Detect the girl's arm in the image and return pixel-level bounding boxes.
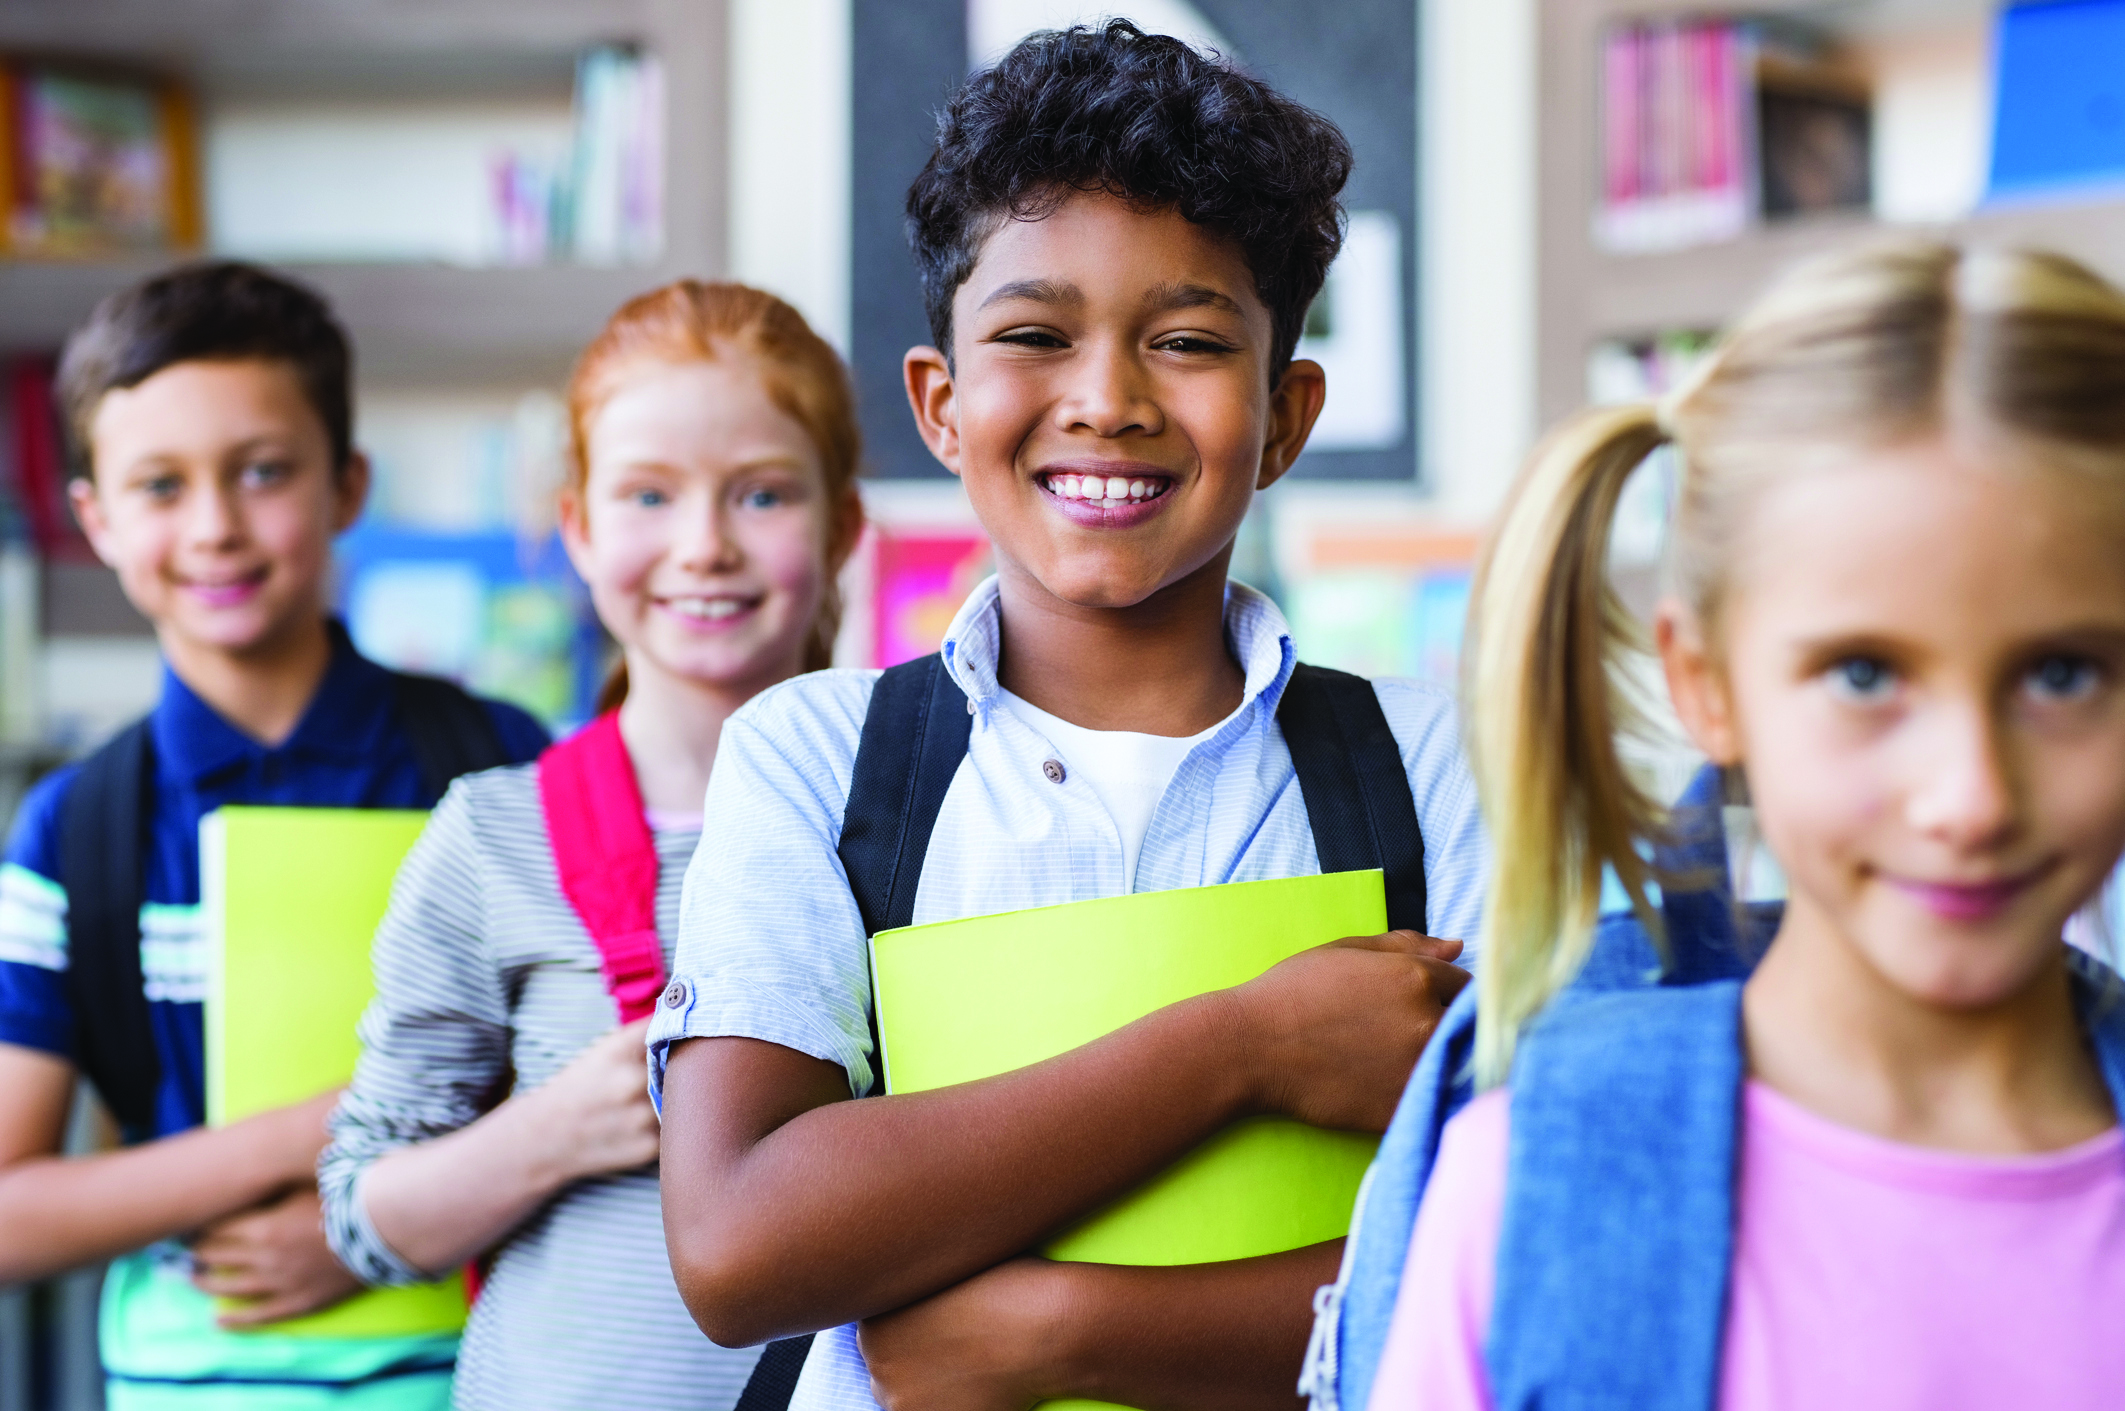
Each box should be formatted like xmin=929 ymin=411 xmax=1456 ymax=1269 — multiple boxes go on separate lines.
xmin=659 ymin=931 xmax=1468 ymax=1348
xmin=354 ymin=1018 xmax=659 ymax=1276
xmin=0 ymin=1041 xmax=330 ymax=1285
xmin=318 ymin=780 xmax=520 ymax=1286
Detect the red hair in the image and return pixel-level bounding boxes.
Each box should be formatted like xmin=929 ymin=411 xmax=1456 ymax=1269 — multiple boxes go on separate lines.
xmin=566 ymin=281 xmax=864 ymax=709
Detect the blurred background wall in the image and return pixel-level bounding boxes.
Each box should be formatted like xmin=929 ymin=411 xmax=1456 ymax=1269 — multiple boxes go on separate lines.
xmin=15 ymin=0 xmax=2125 ymax=1403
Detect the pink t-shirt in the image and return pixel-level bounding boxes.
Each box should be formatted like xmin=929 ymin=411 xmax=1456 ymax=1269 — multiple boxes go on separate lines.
xmin=1369 ymin=1082 xmax=2125 ymax=1411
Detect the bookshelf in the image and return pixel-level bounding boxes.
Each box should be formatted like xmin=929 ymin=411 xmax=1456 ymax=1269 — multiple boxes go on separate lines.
xmin=1537 ymin=0 xmax=2125 ymax=428
xmin=0 ymin=0 xmax=729 ymax=386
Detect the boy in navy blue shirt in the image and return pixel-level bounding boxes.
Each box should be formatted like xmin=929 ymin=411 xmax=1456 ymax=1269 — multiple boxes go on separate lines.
xmin=0 ymin=263 xmax=546 ymax=1407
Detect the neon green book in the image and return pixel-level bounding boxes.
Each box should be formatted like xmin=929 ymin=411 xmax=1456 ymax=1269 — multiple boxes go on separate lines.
xmin=870 ymin=870 xmax=1388 ymax=1411
xmin=201 ymin=806 xmax=469 ymax=1338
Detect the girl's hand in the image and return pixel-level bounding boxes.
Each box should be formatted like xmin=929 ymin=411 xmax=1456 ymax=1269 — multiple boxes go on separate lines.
xmin=523 ymin=1017 xmax=662 ymax=1184
xmin=858 ymin=1257 xmax=1066 ymax=1411
xmin=1225 ymin=931 xmax=1470 ymax=1133
xmin=191 ymin=1185 xmax=364 ymax=1327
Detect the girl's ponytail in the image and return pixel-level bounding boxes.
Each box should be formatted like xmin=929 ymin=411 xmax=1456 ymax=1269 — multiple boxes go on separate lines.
xmin=1467 ymin=402 xmax=1670 ymax=1086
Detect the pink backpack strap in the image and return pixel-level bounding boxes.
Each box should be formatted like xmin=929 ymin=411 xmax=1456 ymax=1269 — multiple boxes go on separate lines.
xmin=538 ymin=711 xmax=667 ymax=1022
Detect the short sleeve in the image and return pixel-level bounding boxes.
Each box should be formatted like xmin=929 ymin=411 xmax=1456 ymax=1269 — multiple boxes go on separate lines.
xmin=321 ymin=775 xmax=514 ymax=1285
xmin=0 ymin=765 xmax=82 ymax=1059
xmin=1374 ymin=679 xmax=1490 ymax=963
xmin=646 ymin=672 xmax=878 ymax=1108
xmin=1365 ymin=1088 xmax=1511 ymax=1411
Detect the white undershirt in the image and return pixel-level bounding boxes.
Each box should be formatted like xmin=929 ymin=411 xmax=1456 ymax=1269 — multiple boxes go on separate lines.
xmin=998 ymin=689 xmax=1219 ymax=889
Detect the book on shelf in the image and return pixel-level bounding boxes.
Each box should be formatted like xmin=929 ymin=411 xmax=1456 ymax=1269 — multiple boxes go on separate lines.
xmin=1595 ymin=20 xmax=1870 ymax=254
xmin=0 ymin=59 xmax=200 ymax=258
xmin=485 ymin=45 xmax=665 ymax=267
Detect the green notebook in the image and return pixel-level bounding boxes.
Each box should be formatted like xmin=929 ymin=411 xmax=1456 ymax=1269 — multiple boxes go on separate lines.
xmin=869 ymin=870 xmax=1387 ymax=1411
xmin=201 ymin=805 xmax=469 ymax=1338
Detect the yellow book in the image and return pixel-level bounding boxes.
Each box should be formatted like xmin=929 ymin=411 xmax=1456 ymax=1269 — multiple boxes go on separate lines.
xmin=870 ymin=870 xmax=1387 ymax=1411
xmin=201 ymin=806 xmax=468 ymax=1338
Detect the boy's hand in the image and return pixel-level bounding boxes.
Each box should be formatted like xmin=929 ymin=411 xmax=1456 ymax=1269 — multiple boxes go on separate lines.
xmin=190 ymin=1185 xmax=364 ymax=1327
xmin=519 ymin=1017 xmax=661 ymax=1185
xmin=1226 ymin=931 xmax=1470 ymax=1134
xmin=859 ymin=1257 xmax=1064 ymax=1411
xmin=251 ymin=1088 xmax=343 ymax=1185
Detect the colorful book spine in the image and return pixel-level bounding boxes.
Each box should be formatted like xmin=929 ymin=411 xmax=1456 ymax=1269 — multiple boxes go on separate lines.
xmin=1595 ymin=19 xmax=1753 ymax=253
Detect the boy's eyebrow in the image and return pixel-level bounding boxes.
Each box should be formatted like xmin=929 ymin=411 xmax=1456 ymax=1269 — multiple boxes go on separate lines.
xmin=976 ymin=279 xmax=1082 ymax=311
xmin=1140 ymin=281 xmax=1245 ymax=317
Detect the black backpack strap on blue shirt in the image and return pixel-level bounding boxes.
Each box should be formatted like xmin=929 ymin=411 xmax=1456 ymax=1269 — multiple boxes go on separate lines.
xmin=836 ymin=654 xmax=974 ymax=937
xmin=389 ymin=671 xmax=509 ymax=801
xmin=59 ymin=719 xmax=159 ymax=1135
xmin=1275 ymin=664 xmax=1427 ymax=935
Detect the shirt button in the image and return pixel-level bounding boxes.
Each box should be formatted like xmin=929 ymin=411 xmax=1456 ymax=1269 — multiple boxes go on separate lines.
xmin=661 ymin=978 xmax=690 ymax=1010
xmin=1042 ymin=759 xmax=1066 ymax=784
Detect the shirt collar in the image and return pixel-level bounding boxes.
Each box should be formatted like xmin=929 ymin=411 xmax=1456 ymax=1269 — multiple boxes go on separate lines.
xmin=151 ymin=619 xmax=402 ymax=783
xmin=938 ymin=575 xmax=1298 ymax=719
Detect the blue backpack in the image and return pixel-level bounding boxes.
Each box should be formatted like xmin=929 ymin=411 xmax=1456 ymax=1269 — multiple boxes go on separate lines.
xmin=1302 ymin=766 xmax=2125 ymax=1411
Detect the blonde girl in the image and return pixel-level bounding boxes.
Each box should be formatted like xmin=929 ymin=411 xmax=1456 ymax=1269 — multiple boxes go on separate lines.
xmin=318 ymin=283 xmax=864 ymax=1410
xmin=1369 ymin=241 xmax=2125 ymax=1411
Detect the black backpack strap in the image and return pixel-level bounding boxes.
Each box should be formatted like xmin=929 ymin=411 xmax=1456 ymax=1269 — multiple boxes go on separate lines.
xmin=836 ymin=654 xmax=973 ymax=936
xmin=733 ymin=1333 xmax=815 ymax=1411
xmin=1277 ymin=664 xmax=1428 ymax=934
xmin=58 ymin=718 xmax=160 ymax=1134
xmin=389 ymin=672 xmax=509 ymax=802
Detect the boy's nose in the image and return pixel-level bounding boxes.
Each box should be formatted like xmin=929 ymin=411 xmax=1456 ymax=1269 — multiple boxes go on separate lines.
xmin=1061 ymin=343 xmax=1163 ymax=438
xmin=185 ymin=481 xmax=245 ymax=547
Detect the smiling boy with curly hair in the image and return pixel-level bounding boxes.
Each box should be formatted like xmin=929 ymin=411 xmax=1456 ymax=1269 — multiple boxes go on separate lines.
xmin=654 ymin=25 xmax=1488 ymax=1409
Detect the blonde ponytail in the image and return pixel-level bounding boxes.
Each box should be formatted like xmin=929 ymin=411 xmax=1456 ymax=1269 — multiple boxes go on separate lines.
xmin=1467 ymin=403 xmax=1670 ymax=1087
xmin=1465 ymin=238 xmax=2125 ymax=1085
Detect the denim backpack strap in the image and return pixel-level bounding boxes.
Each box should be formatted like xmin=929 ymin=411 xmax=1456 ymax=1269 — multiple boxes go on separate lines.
xmin=1276 ymin=664 xmax=1426 ymax=934
xmin=1307 ymin=985 xmax=1479 ymax=1411
xmin=539 ymin=711 xmax=666 ymax=1021
xmin=59 ymin=717 xmax=159 ymax=1136
xmin=1487 ymin=981 xmax=1746 ymax=1411
xmin=2068 ymin=949 xmax=2125 ymax=1111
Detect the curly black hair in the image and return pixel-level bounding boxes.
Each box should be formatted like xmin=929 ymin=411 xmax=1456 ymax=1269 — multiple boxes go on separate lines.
xmin=57 ymin=261 xmax=354 ymax=478
xmin=906 ymin=21 xmax=1352 ymax=378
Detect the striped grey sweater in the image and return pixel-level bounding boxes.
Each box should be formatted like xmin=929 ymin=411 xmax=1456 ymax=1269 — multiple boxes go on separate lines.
xmin=320 ymin=763 xmax=761 ymax=1410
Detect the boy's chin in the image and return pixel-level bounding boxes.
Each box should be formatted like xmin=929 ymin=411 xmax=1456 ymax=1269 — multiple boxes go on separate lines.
xmin=163 ymin=596 xmax=310 ymax=658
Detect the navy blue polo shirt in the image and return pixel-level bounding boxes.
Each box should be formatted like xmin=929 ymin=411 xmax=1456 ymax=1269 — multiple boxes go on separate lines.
xmin=0 ymin=623 xmax=547 ymax=1139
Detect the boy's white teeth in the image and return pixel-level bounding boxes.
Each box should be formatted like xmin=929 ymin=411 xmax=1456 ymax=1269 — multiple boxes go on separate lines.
xmin=1044 ymin=473 xmax=1168 ymax=505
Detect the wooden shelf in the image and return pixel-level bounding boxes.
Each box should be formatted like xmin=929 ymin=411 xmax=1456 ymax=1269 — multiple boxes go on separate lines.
xmin=0 ymin=259 xmax=685 ymax=384
xmin=1534 ymin=0 xmax=2120 ymax=426
xmin=0 ymin=0 xmax=729 ymax=383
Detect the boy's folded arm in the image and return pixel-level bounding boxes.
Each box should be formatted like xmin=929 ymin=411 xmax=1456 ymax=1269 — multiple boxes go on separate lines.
xmin=660 ymin=992 xmax=1258 ymax=1348
xmin=659 ymin=931 xmax=1466 ymax=1348
xmin=859 ymin=1242 xmax=1344 ymax=1411
xmin=0 ymin=1042 xmax=331 ymax=1284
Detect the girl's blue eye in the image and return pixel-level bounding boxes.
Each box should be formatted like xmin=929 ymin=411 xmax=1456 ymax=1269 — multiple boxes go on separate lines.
xmin=240 ymin=460 xmax=290 ymax=487
xmin=1827 ymin=656 xmax=1895 ymax=700
xmin=630 ymin=488 xmax=669 ymax=508
xmin=2027 ymin=654 xmax=2100 ymax=702
xmin=743 ymin=487 xmax=784 ymax=510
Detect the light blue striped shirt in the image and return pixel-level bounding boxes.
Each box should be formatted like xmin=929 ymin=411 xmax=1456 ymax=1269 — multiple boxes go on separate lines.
xmin=647 ymin=576 xmax=1489 ymax=1410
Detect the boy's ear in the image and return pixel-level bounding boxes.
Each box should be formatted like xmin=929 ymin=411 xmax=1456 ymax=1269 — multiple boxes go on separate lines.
xmin=330 ymin=451 xmax=373 ymax=534
xmin=1657 ymin=598 xmax=1742 ymax=765
xmin=67 ymin=475 xmax=123 ymax=570
xmin=1258 ymin=358 xmax=1327 ymax=490
xmin=903 ymin=346 xmax=963 ymax=478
